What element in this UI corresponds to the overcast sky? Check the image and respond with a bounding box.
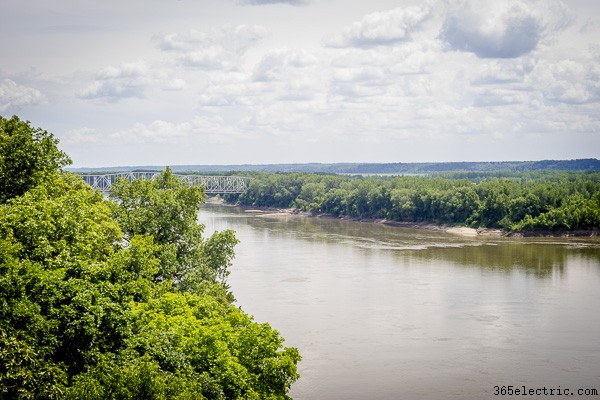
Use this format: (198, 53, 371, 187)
(1, 0, 599, 167)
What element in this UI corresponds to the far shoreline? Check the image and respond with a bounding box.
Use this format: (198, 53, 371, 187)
(204, 197, 600, 239)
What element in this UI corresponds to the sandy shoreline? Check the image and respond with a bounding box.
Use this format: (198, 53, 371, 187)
(205, 198, 599, 239)
(234, 204, 501, 237)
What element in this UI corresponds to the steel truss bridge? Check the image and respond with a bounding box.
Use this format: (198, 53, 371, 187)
(80, 172, 251, 194)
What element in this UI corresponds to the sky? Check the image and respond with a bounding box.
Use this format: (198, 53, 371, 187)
(1, 0, 599, 167)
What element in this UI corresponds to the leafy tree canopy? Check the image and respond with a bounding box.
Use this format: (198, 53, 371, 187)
(0, 115, 71, 203)
(0, 118, 300, 399)
(225, 172, 600, 232)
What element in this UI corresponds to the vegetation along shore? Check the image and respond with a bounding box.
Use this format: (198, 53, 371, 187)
(221, 171, 600, 237)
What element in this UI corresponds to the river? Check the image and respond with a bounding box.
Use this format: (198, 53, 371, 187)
(198, 204, 600, 400)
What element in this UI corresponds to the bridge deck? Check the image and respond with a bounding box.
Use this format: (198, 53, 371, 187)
(79, 172, 250, 194)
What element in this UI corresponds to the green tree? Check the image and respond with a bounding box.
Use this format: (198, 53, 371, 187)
(0, 116, 71, 203)
(230, 171, 600, 232)
(0, 120, 300, 399)
(294, 182, 326, 213)
(0, 173, 126, 396)
(109, 168, 239, 288)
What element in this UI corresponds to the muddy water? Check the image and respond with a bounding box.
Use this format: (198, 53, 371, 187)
(198, 205, 600, 400)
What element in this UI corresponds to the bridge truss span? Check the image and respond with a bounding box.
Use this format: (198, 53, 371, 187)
(80, 172, 251, 194)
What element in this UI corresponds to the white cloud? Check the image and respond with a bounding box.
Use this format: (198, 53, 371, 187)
(159, 25, 268, 54)
(329, 41, 439, 77)
(387, 42, 439, 75)
(470, 59, 534, 85)
(197, 71, 257, 107)
(116, 120, 195, 143)
(332, 66, 384, 83)
(79, 81, 143, 100)
(0, 79, 44, 112)
(125, 117, 247, 144)
(182, 47, 237, 70)
(530, 59, 600, 104)
(326, 6, 431, 48)
(5, 0, 598, 165)
(63, 126, 102, 144)
(79, 61, 149, 100)
(240, 100, 323, 140)
(471, 88, 529, 108)
(79, 61, 187, 101)
(96, 63, 148, 80)
(200, 63, 323, 108)
(329, 64, 389, 101)
(155, 25, 269, 70)
(325, 40, 442, 105)
(64, 117, 239, 145)
(164, 78, 186, 91)
(467, 59, 535, 107)
(252, 47, 318, 81)
(277, 78, 317, 102)
(441, 1, 542, 58)
(440, 0, 571, 59)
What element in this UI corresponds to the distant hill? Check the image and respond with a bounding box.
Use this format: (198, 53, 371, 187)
(68, 159, 600, 174)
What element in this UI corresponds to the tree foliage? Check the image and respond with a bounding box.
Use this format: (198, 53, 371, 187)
(0, 116, 71, 203)
(225, 172, 600, 232)
(0, 117, 300, 399)
(109, 168, 239, 288)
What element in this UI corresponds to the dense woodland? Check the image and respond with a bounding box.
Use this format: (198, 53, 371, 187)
(70, 159, 600, 174)
(0, 116, 300, 399)
(224, 172, 600, 232)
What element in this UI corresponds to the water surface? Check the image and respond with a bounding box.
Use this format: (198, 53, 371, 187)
(199, 205, 600, 400)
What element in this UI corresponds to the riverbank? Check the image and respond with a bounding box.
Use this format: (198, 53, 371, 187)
(199, 196, 600, 400)
(199, 197, 600, 400)
(207, 197, 599, 239)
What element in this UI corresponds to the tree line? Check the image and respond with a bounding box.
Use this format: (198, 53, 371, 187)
(69, 158, 600, 175)
(0, 115, 300, 399)
(224, 172, 600, 232)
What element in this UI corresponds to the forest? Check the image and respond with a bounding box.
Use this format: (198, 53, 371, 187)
(70, 158, 600, 174)
(224, 171, 600, 233)
(0, 115, 300, 399)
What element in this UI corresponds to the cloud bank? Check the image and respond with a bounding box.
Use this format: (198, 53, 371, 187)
(3, 0, 598, 166)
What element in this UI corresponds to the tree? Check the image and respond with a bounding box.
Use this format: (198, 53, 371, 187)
(0, 173, 126, 397)
(0, 119, 300, 399)
(0, 116, 71, 203)
(109, 167, 239, 288)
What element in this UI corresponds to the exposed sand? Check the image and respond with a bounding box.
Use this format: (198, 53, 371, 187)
(246, 208, 496, 237)
(255, 212, 293, 217)
(445, 227, 478, 237)
(229, 205, 596, 238)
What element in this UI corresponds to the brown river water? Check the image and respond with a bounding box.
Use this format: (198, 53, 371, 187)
(198, 205, 600, 400)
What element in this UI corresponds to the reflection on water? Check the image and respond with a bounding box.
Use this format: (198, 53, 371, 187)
(199, 205, 600, 400)
(205, 206, 600, 277)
